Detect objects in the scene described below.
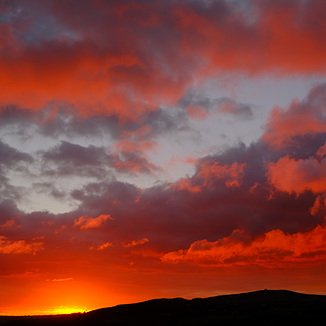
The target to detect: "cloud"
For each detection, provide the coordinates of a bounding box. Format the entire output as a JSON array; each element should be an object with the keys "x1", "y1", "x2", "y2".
[
  {"x1": 43, "y1": 141, "x2": 108, "y2": 166},
  {"x1": 1, "y1": 2, "x2": 326, "y2": 313},
  {"x1": 74, "y1": 214, "x2": 113, "y2": 230},
  {"x1": 32, "y1": 182, "x2": 66, "y2": 199},
  {"x1": 0, "y1": 219, "x2": 15, "y2": 228},
  {"x1": 162, "y1": 223, "x2": 326, "y2": 267},
  {"x1": 123, "y1": 238, "x2": 149, "y2": 248},
  {"x1": 50, "y1": 277, "x2": 73, "y2": 282},
  {"x1": 109, "y1": 151, "x2": 160, "y2": 176},
  {"x1": 3, "y1": 83, "x2": 322, "y2": 258},
  {"x1": 0, "y1": 200, "x2": 20, "y2": 225},
  {"x1": 197, "y1": 161, "x2": 246, "y2": 188},
  {"x1": 1, "y1": 0, "x2": 326, "y2": 120},
  {"x1": 216, "y1": 98, "x2": 253, "y2": 118},
  {"x1": 0, "y1": 236, "x2": 43, "y2": 255},
  {"x1": 180, "y1": 90, "x2": 254, "y2": 120},
  {"x1": 96, "y1": 242, "x2": 112, "y2": 251},
  {"x1": 263, "y1": 83, "x2": 326, "y2": 149},
  {"x1": 0, "y1": 140, "x2": 32, "y2": 167},
  {"x1": 316, "y1": 142, "x2": 326, "y2": 159},
  {"x1": 267, "y1": 155, "x2": 326, "y2": 195}
]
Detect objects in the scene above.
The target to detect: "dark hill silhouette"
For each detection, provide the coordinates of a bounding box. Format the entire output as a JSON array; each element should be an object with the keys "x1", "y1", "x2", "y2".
[{"x1": 1, "y1": 289, "x2": 326, "y2": 325}]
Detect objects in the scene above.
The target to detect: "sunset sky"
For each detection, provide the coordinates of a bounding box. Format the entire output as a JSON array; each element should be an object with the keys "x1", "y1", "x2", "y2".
[{"x1": 1, "y1": 0, "x2": 326, "y2": 316}]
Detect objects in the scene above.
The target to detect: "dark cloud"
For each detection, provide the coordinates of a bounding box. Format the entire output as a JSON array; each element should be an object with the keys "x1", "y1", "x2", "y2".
[
  {"x1": 42, "y1": 141, "x2": 108, "y2": 166},
  {"x1": 39, "y1": 140, "x2": 160, "y2": 178},
  {"x1": 0, "y1": 139, "x2": 32, "y2": 166},
  {"x1": 0, "y1": 199, "x2": 20, "y2": 227}
]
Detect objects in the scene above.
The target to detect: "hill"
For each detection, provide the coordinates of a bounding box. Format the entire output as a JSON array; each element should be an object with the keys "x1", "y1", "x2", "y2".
[{"x1": 1, "y1": 289, "x2": 325, "y2": 325}]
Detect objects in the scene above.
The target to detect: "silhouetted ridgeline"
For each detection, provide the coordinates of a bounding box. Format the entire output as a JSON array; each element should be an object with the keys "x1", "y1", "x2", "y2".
[{"x1": 1, "y1": 290, "x2": 326, "y2": 325}]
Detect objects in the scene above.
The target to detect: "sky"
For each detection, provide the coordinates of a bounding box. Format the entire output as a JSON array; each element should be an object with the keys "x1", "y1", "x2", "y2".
[{"x1": 0, "y1": 0, "x2": 326, "y2": 316}]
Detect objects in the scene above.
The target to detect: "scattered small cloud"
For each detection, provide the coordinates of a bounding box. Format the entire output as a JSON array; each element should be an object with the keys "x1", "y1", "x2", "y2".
[
  {"x1": 74, "y1": 214, "x2": 113, "y2": 230},
  {"x1": 50, "y1": 277, "x2": 73, "y2": 282},
  {"x1": 123, "y1": 238, "x2": 149, "y2": 248},
  {"x1": 0, "y1": 236, "x2": 43, "y2": 255}
]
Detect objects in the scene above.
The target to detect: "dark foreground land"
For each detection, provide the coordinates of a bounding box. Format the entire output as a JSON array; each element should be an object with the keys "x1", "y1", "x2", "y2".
[{"x1": 1, "y1": 290, "x2": 326, "y2": 325}]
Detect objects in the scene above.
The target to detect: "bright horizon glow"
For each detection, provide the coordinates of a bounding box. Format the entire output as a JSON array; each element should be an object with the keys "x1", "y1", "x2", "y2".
[{"x1": 44, "y1": 306, "x2": 89, "y2": 315}]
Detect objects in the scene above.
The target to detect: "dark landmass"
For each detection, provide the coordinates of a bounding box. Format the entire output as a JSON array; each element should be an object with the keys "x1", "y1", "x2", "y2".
[{"x1": 1, "y1": 289, "x2": 326, "y2": 325}]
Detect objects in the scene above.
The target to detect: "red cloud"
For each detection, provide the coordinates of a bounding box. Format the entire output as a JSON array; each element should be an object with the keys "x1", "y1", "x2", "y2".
[
  {"x1": 0, "y1": 219, "x2": 16, "y2": 228},
  {"x1": 198, "y1": 161, "x2": 246, "y2": 188},
  {"x1": 173, "y1": 161, "x2": 246, "y2": 193},
  {"x1": 1, "y1": 0, "x2": 326, "y2": 121},
  {"x1": 262, "y1": 86, "x2": 326, "y2": 149},
  {"x1": 74, "y1": 214, "x2": 113, "y2": 230},
  {"x1": 316, "y1": 142, "x2": 326, "y2": 159},
  {"x1": 162, "y1": 223, "x2": 326, "y2": 267},
  {"x1": 267, "y1": 155, "x2": 326, "y2": 195}
]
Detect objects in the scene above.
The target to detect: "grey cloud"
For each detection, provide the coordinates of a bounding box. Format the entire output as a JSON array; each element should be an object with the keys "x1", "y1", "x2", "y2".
[
  {"x1": 40, "y1": 140, "x2": 159, "y2": 178},
  {"x1": 108, "y1": 151, "x2": 161, "y2": 175},
  {"x1": 42, "y1": 141, "x2": 108, "y2": 166},
  {"x1": 35, "y1": 106, "x2": 121, "y2": 140},
  {"x1": 0, "y1": 0, "x2": 78, "y2": 44},
  {"x1": 32, "y1": 182, "x2": 66, "y2": 199},
  {"x1": 0, "y1": 104, "x2": 192, "y2": 151},
  {"x1": 0, "y1": 199, "x2": 20, "y2": 227},
  {"x1": 0, "y1": 139, "x2": 33, "y2": 166},
  {"x1": 180, "y1": 90, "x2": 254, "y2": 118},
  {"x1": 142, "y1": 107, "x2": 189, "y2": 136}
]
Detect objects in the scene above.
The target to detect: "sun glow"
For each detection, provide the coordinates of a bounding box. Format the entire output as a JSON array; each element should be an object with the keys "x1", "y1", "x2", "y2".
[{"x1": 45, "y1": 306, "x2": 88, "y2": 315}]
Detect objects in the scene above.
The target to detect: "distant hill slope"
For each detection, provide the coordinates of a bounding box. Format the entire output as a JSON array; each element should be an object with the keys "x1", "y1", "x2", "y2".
[{"x1": 1, "y1": 290, "x2": 326, "y2": 325}]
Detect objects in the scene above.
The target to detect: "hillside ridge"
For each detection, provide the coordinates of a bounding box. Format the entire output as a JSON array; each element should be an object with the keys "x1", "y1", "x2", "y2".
[{"x1": 1, "y1": 289, "x2": 325, "y2": 325}]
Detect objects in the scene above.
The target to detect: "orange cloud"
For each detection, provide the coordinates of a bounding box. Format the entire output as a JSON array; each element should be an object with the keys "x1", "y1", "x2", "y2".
[
  {"x1": 123, "y1": 238, "x2": 149, "y2": 248},
  {"x1": 91, "y1": 241, "x2": 113, "y2": 251},
  {"x1": 162, "y1": 224, "x2": 326, "y2": 267},
  {"x1": 173, "y1": 177, "x2": 201, "y2": 193},
  {"x1": 267, "y1": 155, "x2": 326, "y2": 195},
  {"x1": 0, "y1": 219, "x2": 15, "y2": 228},
  {"x1": 74, "y1": 214, "x2": 113, "y2": 230},
  {"x1": 50, "y1": 278, "x2": 73, "y2": 282},
  {"x1": 0, "y1": 236, "x2": 43, "y2": 255}
]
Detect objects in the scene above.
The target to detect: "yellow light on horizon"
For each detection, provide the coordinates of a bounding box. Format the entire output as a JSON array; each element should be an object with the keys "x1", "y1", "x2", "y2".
[{"x1": 44, "y1": 306, "x2": 89, "y2": 315}]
